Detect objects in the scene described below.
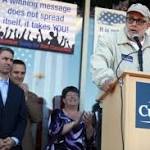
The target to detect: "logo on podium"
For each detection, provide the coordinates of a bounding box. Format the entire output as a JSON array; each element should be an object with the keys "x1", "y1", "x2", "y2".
[{"x1": 136, "y1": 82, "x2": 150, "y2": 128}]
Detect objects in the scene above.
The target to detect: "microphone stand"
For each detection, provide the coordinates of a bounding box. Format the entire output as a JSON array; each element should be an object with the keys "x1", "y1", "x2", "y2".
[
  {"x1": 138, "y1": 48, "x2": 143, "y2": 71},
  {"x1": 133, "y1": 36, "x2": 143, "y2": 71}
]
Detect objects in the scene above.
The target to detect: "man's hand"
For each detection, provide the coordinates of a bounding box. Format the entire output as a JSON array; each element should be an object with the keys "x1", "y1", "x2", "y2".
[
  {"x1": 0, "y1": 138, "x2": 5, "y2": 149},
  {"x1": 19, "y1": 83, "x2": 29, "y2": 101},
  {"x1": 2, "y1": 137, "x2": 16, "y2": 150},
  {"x1": 101, "y1": 79, "x2": 116, "y2": 92},
  {"x1": 19, "y1": 83, "x2": 29, "y2": 94}
]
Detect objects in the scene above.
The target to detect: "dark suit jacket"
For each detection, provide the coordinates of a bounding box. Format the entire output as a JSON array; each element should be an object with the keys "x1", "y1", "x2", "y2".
[{"x1": 0, "y1": 80, "x2": 27, "y2": 144}]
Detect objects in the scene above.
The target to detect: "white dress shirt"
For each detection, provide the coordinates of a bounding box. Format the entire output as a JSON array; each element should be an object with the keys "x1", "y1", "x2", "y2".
[{"x1": 0, "y1": 79, "x2": 9, "y2": 105}]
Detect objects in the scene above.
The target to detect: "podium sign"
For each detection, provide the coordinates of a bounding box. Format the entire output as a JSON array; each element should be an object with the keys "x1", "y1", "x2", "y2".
[{"x1": 136, "y1": 82, "x2": 150, "y2": 129}]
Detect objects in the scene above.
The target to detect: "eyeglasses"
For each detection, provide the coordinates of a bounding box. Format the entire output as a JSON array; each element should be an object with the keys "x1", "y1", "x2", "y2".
[{"x1": 126, "y1": 17, "x2": 147, "y2": 25}]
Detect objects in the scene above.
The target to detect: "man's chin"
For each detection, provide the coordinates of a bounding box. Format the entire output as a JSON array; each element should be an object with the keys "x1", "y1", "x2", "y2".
[{"x1": 14, "y1": 81, "x2": 21, "y2": 85}]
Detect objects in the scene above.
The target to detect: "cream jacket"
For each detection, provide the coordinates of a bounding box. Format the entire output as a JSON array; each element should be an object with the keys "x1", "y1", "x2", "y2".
[{"x1": 91, "y1": 28, "x2": 150, "y2": 89}]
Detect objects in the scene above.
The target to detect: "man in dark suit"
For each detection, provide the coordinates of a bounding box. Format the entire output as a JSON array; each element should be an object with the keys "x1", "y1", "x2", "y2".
[
  {"x1": 0, "y1": 47, "x2": 27, "y2": 150},
  {"x1": 10, "y1": 59, "x2": 42, "y2": 150}
]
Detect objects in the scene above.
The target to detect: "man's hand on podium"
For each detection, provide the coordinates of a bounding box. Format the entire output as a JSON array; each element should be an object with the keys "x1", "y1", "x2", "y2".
[{"x1": 101, "y1": 79, "x2": 116, "y2": 93}]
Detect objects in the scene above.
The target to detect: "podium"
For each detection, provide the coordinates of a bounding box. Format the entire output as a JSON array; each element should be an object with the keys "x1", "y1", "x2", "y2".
[{"x1": 100, "y1": 71, "x2": 150, "y2": 150}]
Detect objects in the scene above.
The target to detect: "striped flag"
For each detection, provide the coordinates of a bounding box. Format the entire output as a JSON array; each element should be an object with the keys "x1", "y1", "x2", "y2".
[{"x1": 94, "y1": 7, "x2": 126, "y2": 52}]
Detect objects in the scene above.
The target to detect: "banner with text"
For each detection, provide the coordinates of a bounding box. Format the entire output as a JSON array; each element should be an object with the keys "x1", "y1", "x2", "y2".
[
  {"x1": 94, "y1": 7, "x2": 126, "y2": 52},
  {"x1": 0, "y1": 0, "x2": 77, "y2": 53}
]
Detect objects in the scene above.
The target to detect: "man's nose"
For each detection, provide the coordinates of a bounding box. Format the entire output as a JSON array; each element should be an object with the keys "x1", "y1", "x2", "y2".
[
  {"x1": 132, "y1": 20, "x2": 137, "y2": 25},
  {"x1": 18, "y1": 74, "x2": 23, "y2": 78},
  {"x1": 6, "y1": 59, "x2": 12, "y2": 65}
]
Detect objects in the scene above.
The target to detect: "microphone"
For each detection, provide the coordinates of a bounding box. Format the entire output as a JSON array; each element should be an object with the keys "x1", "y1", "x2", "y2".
[
  {"x1": 132, "y1": 34, "x2": 142, "y2": 49},
  {"x1": 132, "y1": 34, "x2": 143, "y2": 71}
]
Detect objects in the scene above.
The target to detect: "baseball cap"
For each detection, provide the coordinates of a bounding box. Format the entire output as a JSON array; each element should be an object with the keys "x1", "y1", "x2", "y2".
[{"x1": 127, "y1": 3, "x2": 150, "y2": 18}]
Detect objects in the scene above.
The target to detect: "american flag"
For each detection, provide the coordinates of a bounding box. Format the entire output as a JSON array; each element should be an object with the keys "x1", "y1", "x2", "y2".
[{"x1": 98, "y1": 11, "x2": 126, "y2": 25}]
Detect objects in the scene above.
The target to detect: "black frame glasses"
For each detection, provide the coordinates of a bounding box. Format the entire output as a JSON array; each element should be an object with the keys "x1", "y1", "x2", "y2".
[{"x1": 126, "y1": 17, "x2": 147, "y2": 25}]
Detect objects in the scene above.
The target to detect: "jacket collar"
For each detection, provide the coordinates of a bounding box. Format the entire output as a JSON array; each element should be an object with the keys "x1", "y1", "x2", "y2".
[{"x1": 117, "y1": 27, "x2": 150, "y2": 49}]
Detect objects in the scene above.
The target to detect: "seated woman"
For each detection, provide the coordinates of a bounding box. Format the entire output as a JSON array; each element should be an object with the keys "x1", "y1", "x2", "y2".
[{"x1": 46, "y1": 86, "x2": 95, "y2": 150}]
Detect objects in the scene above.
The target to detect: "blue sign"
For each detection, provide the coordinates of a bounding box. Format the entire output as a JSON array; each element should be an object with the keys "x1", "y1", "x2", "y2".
[{"x1": 136, "y1": 82, "x2": 150, "y2": 128}]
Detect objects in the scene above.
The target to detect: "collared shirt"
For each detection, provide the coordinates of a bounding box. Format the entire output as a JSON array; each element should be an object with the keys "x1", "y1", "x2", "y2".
[{"x1": 0, "y1": 79, "x2": 9, "y2": 105}]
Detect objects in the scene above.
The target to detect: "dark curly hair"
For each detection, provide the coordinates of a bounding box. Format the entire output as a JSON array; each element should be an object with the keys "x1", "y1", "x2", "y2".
[
  {"x1": 61, "y1": 86, "x2": 79, "y2": 99},
  {"x1": 61, "y1": 86, "x2": 80, "y2": 109}
]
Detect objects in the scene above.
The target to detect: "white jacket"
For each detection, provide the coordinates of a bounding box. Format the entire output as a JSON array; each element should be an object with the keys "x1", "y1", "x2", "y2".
[{"x1": 91, "y1": 27, "x2": 150, "y2": 89}]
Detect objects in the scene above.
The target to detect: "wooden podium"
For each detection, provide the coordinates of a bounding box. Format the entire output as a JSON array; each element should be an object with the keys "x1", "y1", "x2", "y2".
[{"x1": 100, "y1": 71, "x2": 150, "y2": 150}]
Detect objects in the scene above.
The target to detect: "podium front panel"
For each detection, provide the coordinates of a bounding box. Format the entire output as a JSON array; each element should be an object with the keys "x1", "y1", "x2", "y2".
[{"x1": 101, "y1": 73, "x2": 150, "y2": 150}]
